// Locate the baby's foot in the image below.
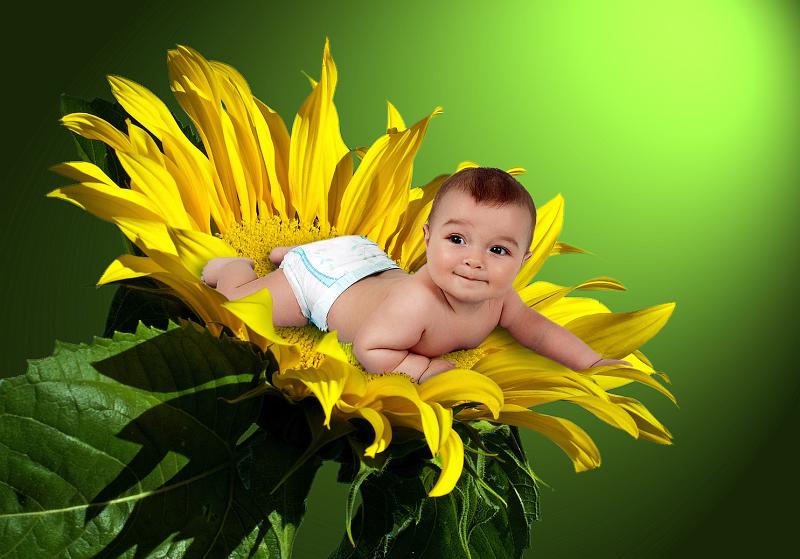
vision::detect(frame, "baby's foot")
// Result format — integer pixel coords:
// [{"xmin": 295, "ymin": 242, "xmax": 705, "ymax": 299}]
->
[
  {"xmin": 269, "ymin": 246, "xmax": 296, "ymax": 266},
  {"xmin": 201, "ymin": 257, "xmax": 254, "ymax": 287}
]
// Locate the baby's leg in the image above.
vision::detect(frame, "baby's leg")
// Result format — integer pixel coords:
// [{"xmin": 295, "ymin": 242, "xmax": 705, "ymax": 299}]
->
[
  {"xmin": 202, "ymin": 257, "xmax": 254, "ymax": 287},
  {"xmin": 218, "ymin": 269, "xmax": 308, "ymax": 328},
  {"xmin": 269, "ymin": 246, "xmax": 297, "ymax": 266}
]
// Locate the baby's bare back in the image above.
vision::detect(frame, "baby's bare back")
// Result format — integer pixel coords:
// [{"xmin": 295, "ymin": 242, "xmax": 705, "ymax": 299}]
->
[{"xmin": 326, "ymin": 266, "xmax": 503, "ymax": 357}]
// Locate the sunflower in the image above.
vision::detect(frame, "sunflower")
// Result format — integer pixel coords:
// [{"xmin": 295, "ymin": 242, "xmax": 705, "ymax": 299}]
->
[{"xmin": 49, "ymin": 40, "xmax": 675, "ymax": 497}]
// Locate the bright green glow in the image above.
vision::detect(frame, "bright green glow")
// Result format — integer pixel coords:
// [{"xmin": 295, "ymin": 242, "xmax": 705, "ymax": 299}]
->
[{"xmin": 6, "ymin": 0, "xmax": 798, "ymax": 557}]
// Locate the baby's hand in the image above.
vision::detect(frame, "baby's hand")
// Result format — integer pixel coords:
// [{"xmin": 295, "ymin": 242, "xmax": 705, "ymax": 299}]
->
[
  {"xmin": 417, "ymin": 358, "xmax": 456, "ymax": 384},
  {"xmin": 201, "ymin": 257, "xmax": 254, "ymax": 287}
]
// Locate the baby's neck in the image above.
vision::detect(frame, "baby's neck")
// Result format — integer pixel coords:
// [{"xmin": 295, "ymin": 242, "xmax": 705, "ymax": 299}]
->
[{"xmin": 438, "ymin": 289, "xmax": 491, "ymax": 315}]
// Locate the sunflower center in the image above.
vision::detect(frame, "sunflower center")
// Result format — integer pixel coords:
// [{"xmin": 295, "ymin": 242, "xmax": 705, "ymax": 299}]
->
[
  {"xmin": 443, "ymin": 348, "xmax": 487, "ymax": 371},
  {"xmin": 221, "ymin": 215, "xmax": 337, "ymax": 277}
]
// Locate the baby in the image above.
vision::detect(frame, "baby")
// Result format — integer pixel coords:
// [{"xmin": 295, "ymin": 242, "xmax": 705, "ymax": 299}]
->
[{"xmin": 202, "ymin": 167, "xmax": 629, "ymax": 382}]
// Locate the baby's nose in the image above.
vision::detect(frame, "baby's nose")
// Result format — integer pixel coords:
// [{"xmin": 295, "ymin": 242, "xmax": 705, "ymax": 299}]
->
[{"xmin": 463, "ymin": 254, "xmax": 484, "ymax": 268}]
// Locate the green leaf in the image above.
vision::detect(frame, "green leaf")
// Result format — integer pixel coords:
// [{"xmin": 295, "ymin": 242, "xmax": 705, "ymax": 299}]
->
[
  {"xmin": 328, "ymin": 424, "xmax": 539, "ymax": 559},
  {"xmin": 0, "ymin": 322, "xmax": 319, "ymax": 558},
  {"xmin": 103, "ymin": 278, "xmax": 203, "ymax": 337}
]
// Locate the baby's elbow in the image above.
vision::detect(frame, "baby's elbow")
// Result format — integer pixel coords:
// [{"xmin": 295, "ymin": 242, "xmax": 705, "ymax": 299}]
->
[
  {"xmin": 353, "ymin": 339, "xmax": 400, "ymax": 375},
  {"xmin": 352, "ymin": 337, "xmax": 379, "ymax": 374}
]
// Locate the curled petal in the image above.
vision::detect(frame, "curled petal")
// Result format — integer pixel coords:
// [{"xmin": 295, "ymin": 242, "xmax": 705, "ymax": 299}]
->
[
  {"xmin": 359, "ymin": 376, "xmax": 441, "ymax": 457},
  {"xmin": 430, "ymin": 402, "xmax": 453, "ymax": 452},
  {"xmin": 416, "ymin": 368, "xmax": 503, "ymax": 419},
  {"xmin": 337, "ymin": 402, "xmax": 393, "ymax": 458},
  {"xmin": 428, "ymin": 430, "xmax": 464, "ymax": 498},
  {"xmin": 279, "ymin": 366, "xmax": 348, "ymax": 428},
  {"xmin": 61, "ymin": 112, "xmax": 130, "ymax": 153}
]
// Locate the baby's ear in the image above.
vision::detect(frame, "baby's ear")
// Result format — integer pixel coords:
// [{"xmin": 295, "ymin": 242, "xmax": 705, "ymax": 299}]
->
[
  {"xmin": 423, "ymin": 223, "xmax": 430, "ymax": 243},
  {"xmin": 522, "ymin": 251, "xmax": 532, "ymax": 262}
]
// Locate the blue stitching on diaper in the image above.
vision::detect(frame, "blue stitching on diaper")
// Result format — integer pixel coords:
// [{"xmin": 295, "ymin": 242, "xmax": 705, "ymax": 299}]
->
[{"xmin": 293, "ymin": 247, "xmax": 337, "ymax": 287}]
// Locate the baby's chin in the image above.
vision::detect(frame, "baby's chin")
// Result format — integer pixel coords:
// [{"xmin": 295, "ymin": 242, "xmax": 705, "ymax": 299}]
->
[{"xmin": 439, "ymin": 284, "xmax": 497, "ymax": 305}]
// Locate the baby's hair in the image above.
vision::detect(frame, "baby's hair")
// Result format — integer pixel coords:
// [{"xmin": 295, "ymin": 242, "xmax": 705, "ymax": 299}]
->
[{"xmin": 428, "ymin": 167, "xmax": 536, "ymax": 244}]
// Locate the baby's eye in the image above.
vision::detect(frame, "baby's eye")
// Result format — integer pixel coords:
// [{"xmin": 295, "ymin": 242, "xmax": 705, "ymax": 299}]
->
[
  {"xmin": 490, "ymin": 246, "xmax": 510, "ymax": 256},
  {"xmin": 448, "ymin": 235, "xmax": 465, "ymax": 245}
]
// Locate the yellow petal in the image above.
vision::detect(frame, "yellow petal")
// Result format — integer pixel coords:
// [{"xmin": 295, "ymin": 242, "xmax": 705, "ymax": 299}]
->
[
  {"xmin": 561, "ymin": 395, "xmax": 638, "ymax": 438},
  {"xmin": 492, "ymin": 404, "xmax": 601, "ymax": 472},
  {"xmin": 254, "ymin": 98, "xmax": 292, "ymax": 218},
  {"xmin": 116, "ymin": 124, "xmax": 193, "ymax": 229},
  {"xmin": 574, "ymin": 276, "xmax": 627, "ymax": 291},
  {"xmin": 222, "ymin": 288, "xmax": 289, "ymax": 347},
  {"xmin": 60, "ymin": 113, "xmax": 129, "ymax": 153},
  {"xmin": 386, "ymin": 100, "xmax": 407, "ymax": 132},
  {"xmin": 168, "ymin": 227, "xmax": 237, "ymax": 278},
  {"xmin": 515, "ymin": 277, "xmax": 627, "ymax": 314},
  {"xmin": 109, "ymin": 75, "xmax": 182, "ymax": 137},
  {"xmin": 390, "ymin": 173, "xmax": 447, "ymax": 267},
  {"xmin": 113, "ymin": 217, "xmax": 178, "ymax": 255},
  {"xmin": 514, "ymin": 194, "xmax": 564, "ymax": 290},
  {"xmin": 106, "ymin": 75, "xmax": 217, "ymax": 234},
  {"xmin": 97, "ymin": 254, "xmax": 164, "ymax": 285},
  {"xmin": 428, "ymin": 430, "xmax": 464, "ymax": 497},
  {"xmin": 516, "ymin": 281, "xmax": 574, "ymax": 311},
  {"xmin": 327, "ymin": 151, "xmax": 354, "ymax": 226},
  {"xmin": 279, "ymin": 366, "xmax": 348, "ymax": 427},
  {"xmin": 47, "ymin": 182, "xmax": 164, "ymax": 224},
  {"xmin": 168, "ymin": 45, "xmax": 242, "ymax": 224},
  {"xmin": 587, "ymin": 365, "xmax": 676, "ymax": 404},
  {"xmin": 455, "ymin": 161, "xmax": 479, "ymax": 172},
  {"xmin": 337, "ymin": 107, "xmax": 442, "ymax": 248},
  {"xmin": 288, "ymin": 38, "xmax": 349, "ymax": 226},
  {"xmin": 50, "ymin": 161, "xmax": 117, "ymax": 186},
  {"xmin": 338, "ymin": 405, "xmax": 392, "ymax": 457},
  {"xmin": 430, "ymin": 402, "xmax": 453, "ymax": 452},
  {"xmin": 608, "ymin": 394, "xmax": 673, "ymax": 444},
  {"xmin": 416, "ymin": 369, "xmax": 504, "ymax": 419},
  {"xmin": 552, "ymin": 241, "xmax": 590, "ymax": 255},
  {"xmin": 566, "ymin": 303, "xmax": 677, "ymax": 360},
  {"xmin": 358, "ymin": 376, "xmax": 441, "ymax": 457},
  {"xmin": 161, "ymin": 134, "xmax": 215, "ymax": 233}
]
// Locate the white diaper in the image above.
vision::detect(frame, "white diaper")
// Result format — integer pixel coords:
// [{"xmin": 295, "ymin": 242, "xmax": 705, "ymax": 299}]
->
[{"xmin": 278, "ymin": 235, "xmax": 400, "ymax": 331}]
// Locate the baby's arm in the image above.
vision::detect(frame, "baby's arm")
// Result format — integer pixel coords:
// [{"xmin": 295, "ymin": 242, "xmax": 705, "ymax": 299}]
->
[
  {"xmin": 500, "ymin": 291, "xmax": 630, "ymax": 370},
  {"xmin": 353, "ymin": 294, "xmax": 453, "ymax": 382}
]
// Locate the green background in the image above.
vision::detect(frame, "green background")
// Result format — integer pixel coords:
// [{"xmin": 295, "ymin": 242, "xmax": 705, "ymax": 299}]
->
[{"xmin": 2, "ymin": 0, "xmax": 797, "ymax": 556}]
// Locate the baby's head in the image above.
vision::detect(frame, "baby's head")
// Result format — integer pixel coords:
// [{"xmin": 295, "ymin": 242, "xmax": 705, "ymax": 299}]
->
[
  {"xmin": 423, "ymin": 167, "xmax": 537, "ymax": 302},
  {"xmin": 427, "ymin": 167, "xmax": 536, "ymax": 246}
]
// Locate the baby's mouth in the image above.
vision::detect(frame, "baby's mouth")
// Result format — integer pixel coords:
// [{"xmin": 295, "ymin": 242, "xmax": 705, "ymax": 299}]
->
[{"xmin": 454, "ymin": 272, "xmax": 486, "ymax": 283}]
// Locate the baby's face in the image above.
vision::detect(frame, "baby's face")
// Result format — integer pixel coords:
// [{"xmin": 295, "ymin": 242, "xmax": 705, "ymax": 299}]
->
[{"xmin": 423, "ymin": 190, "xmax": 532, "ymax": 305}]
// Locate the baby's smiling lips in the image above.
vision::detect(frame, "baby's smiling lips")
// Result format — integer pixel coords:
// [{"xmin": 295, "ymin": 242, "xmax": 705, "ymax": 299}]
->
[{"xmin": 454, "ymin": 271, "xmax": 487, "ymax": 283}]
